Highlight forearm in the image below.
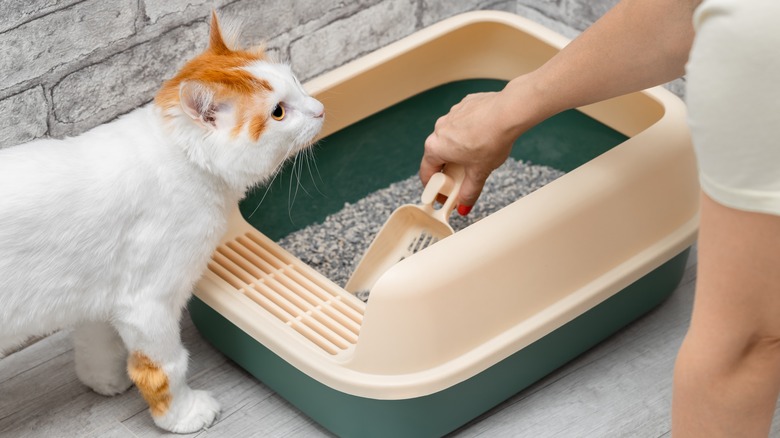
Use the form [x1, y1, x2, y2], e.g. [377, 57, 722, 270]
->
[501, 0, 700, 134]
[422, 0, 701, 208]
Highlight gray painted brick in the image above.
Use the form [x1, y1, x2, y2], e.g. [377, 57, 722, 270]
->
[51, 21, 208, 138]
[142, 0, 235, 26]
[221, 0, 327, 44]
[516, 4, 580, 39]
[0, 87, 47, 148]
[290, 0, 418, 80]
[0, 0, 137, 92]
[422, 0, 516, 27]
[562, 0, 618, 30]
[517, 0, 564, 23]
[664, 78, 686, 99]
[222, 0, 383, 46]
[0, 0, 83, 33]
[144, 0, 211, 24]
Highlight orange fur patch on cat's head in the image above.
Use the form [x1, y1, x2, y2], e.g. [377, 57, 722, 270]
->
[151, 11, 324, 191]
[155, 12, 273, 139]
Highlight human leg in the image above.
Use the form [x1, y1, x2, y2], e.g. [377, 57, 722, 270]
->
[673, 193, 780, 437]
[674, 1, 780, 433]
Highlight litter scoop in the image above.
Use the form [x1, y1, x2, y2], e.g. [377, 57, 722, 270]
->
[345, 163, 466, 297]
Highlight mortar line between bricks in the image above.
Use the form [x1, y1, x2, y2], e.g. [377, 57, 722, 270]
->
[132, 0, 247, 39]
[147, 0, 243, 27]
[291, 0, 386, 39]
[415, 0, 425, 28]
[485, 0, 516, 10]
[43, 84, 54, 138]
[516, 3, 562, 25]
[134, 0, 148, 31]
[288, 0, 423, 81]
[0, 0, 91, 36]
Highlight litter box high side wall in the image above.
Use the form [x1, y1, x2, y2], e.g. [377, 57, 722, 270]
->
[347, 84, 698, 376]
[0, 0, 684, 150]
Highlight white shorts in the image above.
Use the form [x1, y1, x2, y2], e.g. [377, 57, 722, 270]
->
[686, 0, 780, 216]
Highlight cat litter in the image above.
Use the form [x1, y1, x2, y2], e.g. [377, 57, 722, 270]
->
[277, 158, 565, 301]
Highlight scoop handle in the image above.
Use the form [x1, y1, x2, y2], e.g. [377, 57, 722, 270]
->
[420, 163, 466, 223]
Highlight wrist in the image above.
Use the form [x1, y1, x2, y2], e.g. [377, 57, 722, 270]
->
[498, 73, 561, 139]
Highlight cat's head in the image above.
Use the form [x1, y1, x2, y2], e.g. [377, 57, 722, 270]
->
[155, 12, 324, 192]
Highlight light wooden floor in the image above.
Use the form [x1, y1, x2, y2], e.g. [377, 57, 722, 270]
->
[2, 244, 780, 437]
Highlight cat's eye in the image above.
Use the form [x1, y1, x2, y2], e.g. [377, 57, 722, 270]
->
[271, 103, 285, 121]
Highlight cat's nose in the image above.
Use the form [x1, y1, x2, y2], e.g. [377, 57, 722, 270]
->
[310, 100, 324, 119]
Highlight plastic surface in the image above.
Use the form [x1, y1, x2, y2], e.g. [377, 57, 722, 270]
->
[190, 249, 690, 438]
[345, 163, 465, 294]
[191, 10, 699, 402]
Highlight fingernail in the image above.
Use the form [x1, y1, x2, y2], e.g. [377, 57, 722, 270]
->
[457, 204, 472, 216]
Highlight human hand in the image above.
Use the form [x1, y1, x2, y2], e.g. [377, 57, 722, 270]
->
[421, 90, 525, 215]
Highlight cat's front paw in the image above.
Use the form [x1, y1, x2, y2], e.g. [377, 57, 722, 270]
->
[154, 390, 220, 434]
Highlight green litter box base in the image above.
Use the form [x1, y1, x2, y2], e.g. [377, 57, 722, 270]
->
[189, 247, 689, 438]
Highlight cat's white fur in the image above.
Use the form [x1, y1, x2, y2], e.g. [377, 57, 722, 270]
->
[0, 16, 323, 433]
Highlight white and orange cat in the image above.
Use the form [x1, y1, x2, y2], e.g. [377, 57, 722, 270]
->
[0, 13, 323, 433]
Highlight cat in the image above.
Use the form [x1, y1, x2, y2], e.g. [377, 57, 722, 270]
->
[0, 12, 324, 433]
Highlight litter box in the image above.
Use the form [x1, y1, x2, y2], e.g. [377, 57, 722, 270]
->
[189, 10, 698, 437]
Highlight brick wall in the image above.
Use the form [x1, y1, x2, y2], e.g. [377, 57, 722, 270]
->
[0, 0, 682, 149]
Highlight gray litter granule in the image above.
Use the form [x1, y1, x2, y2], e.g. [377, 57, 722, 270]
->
[276, 158, 564, 299]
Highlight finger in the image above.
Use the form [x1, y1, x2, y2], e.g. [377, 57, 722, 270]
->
[433, 114, 447, 131]
[456, 171, 489, 216]
[460, 92, 486, 105]
[420, 134, 446, 186]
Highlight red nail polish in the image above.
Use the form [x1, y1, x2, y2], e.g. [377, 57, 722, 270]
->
[457, 204, 472, 216]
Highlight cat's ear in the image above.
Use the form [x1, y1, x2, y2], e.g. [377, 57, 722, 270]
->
[179, 81, 220, 128]
[209, 11, 234, 55]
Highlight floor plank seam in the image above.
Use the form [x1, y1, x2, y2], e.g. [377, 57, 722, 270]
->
[0, 346, 74, 385]
[119, 404, 150, 424]
[118, 421, 142, 438]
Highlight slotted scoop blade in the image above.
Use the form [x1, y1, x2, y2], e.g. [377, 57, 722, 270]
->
[345, 163, 465, 295]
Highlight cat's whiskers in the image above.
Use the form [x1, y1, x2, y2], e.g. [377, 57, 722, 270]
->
[287, 151, 301, 221]
[292, 149, 317, 199]
[246, 138, 313, 221]
[284, 139, 329, 222]
[245, 173, 277, 219]
[303, 142, 326, 198]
